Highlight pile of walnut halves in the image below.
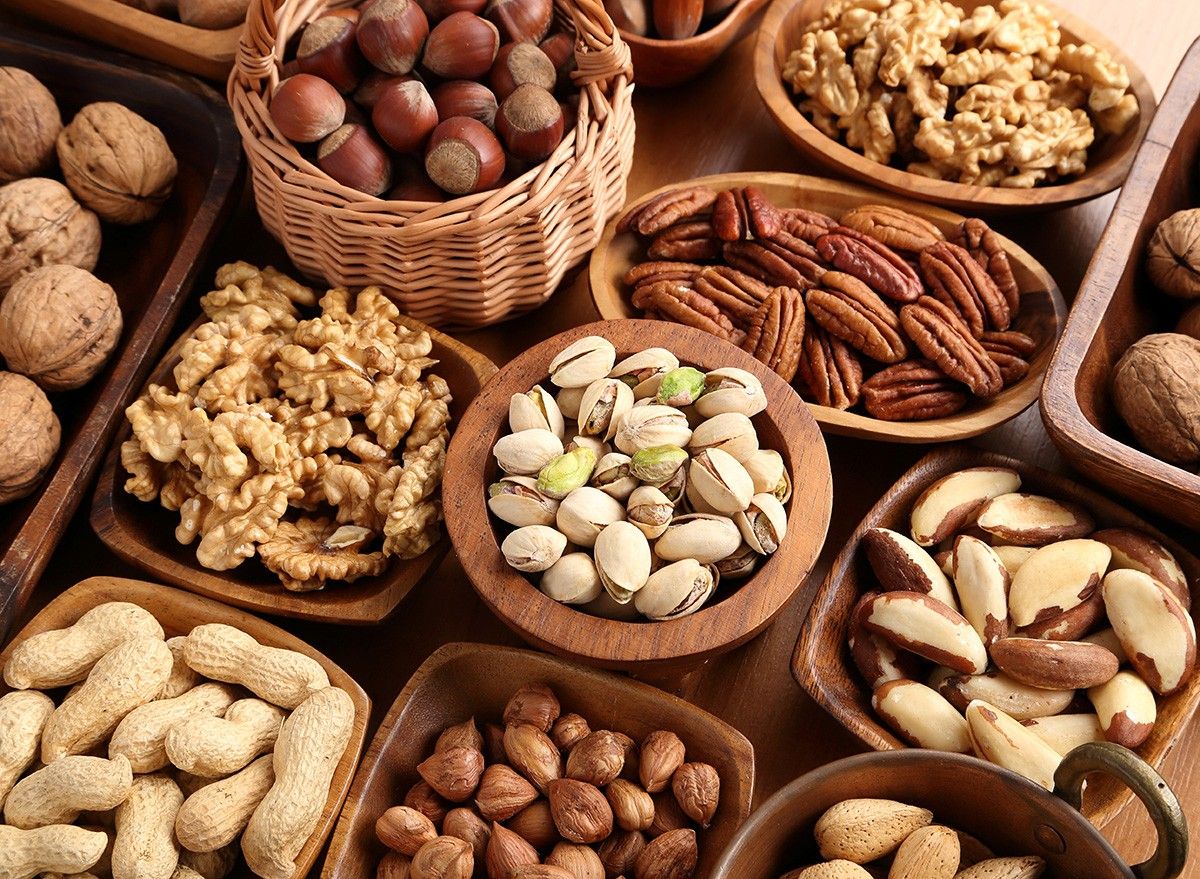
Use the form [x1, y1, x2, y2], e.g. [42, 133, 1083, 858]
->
[621, 184, 1036, 421]
[120, 262, 451, 591]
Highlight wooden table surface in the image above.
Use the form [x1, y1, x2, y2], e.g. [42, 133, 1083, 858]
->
[13, 1, 1200, 875]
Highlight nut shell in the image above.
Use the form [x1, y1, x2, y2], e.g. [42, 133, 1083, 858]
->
[1112, 333, 1200, 466]
[0, 178, 101, 294]
[1146, 208, 1200, 298]
[0, 370, 59, 504]
[0, 67, 62, 182]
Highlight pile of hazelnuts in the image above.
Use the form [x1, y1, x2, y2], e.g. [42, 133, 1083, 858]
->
[270, 0, 576, 199]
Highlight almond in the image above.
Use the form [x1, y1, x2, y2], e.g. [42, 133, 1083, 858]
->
[565, 731, 625, 786]
[545, 842, 605, 879]
[951, 536, 1010, 645]
[504, 724, 561, 793]
[956, 830, 996, 869]
[974, 493, 1094, 546]
[1103, 569, 1197, 695]
[633, 827, 697, 879]
[605, 778, 654, 832]
[417, 747, 485, 802]
[376, 805, 437, 856]
[670, 762, 719, 829]
[909, 467, 1021, 546]
[1019, 713, 1104, 756]
[814, 798, 932, 863]
[796, 863, 872, 878]
[547, 779, 612, 844]
[1007, 539, 1110, 632]
[638, 731, 685, 794]
[989, 637, 1119, 690]
[954, 856, 1046, 879]
[1093, 527, 1191, 609]
[872, 680, 972, 752]
[861, 527, 958, 609]
[861, 591, 988, 674]
[475, 764, 538, 821]
[436, 718, 484, 753]
[938, 671, 1073, 720]
[504, 683, 561, 733]
[889, 824, 959, 879]
[1088, 670, 1157, 748]
[965, 700, 1062, 790]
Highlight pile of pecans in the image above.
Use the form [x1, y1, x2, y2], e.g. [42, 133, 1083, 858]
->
[619, 184, 1037, 421]
[374, 683, 719, 878]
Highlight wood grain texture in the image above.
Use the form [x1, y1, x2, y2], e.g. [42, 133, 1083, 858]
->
[754, 0, 1156, 213]
[0, 576, 371, 879]
[622, 0, 772, 87]
[322, 642, 755, 878]
[589, 171, 1067, 441]
[1042, 37, 1200, 532]
[442, 319, 833, 673]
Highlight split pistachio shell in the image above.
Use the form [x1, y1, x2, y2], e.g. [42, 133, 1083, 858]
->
[744, 449, 791, 503]
[556, 487, 626, 548]
[689, 448, 754, 514]
[635, 559, 715, 620]
[688, 413, 759, 463]
[715, 542, 758, 579]
[591, 452, 638, 501]
[627, 485, 673, 539]
[557, 386, 586, 420]
[656, 367, 706, 407]
[502, 525, 567, 573]
[578, 378, 634, 441]
[614, 405, 693, 453]
[609, 348, 679, 399]
[566, 435, 609, 458]
[657, 461, 688, 505]
[694, 367, 766, 418]
[488, 476, 560, 527]
[736, 493, 788, 554]
[655, 513, 742, 564]
[684, 473, 720, 515]
[537, 448, 597, 500]
[629, 445, 688, 485]
[541, 552, 603, 605]
[550, 336, 617, 388]
[494, 429, 564, 475]
[510, 386, 565, 438]
[593, 521, 652, 603]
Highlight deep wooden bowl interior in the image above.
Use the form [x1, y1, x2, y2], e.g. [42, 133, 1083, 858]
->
[321, 642, 755, 879]
[622, 0, 772, 87]
[588, 172, 1067, 443]
[90, 314, 497, 625]
[1042, 37, 1200, 533]
[753, 0, 1156, 212]
[442, 319, 833, 673]
[792, 445, 1200, 830]
[0, 576, 371, 879]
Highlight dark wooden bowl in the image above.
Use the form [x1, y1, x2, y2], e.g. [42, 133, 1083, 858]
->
[321, 642, 755, 878]
[0, 28, 242, 641]
[90, 314, 497, 625]
[791, 445, 1200, 829]
[753, 0, 1155, 213]
[0, 576, 371, 879]
[710, 747, 1188, 879]
[442, 319, 833, 675]
[1042, 37, 1200, 532]
[588, 172, 1067, 442]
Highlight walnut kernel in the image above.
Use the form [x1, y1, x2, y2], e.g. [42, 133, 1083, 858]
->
[1112, 333, 1200, 467]
[0, 178, 102, 295]
[0, 67, 61, 182]
[0, 370, 60, 504]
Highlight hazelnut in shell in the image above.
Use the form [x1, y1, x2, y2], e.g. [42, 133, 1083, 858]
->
[387, 160, 448, 202]
[490, 42, 557, 101]
[297, 14, 367, 93]
[416, 0, 487, 18]
[423, 12, 500, 80]
[431, 81, 498, 129]
[652, 0, 703, 39]
[425, 117, 505, 196]
[0, 265, 123, 392]
[485, 0, 552, 43]
[496, 84, 564, 163]
[604, 0, 649, 36]
[374, 79, 439, 153]
[357, 0, 431, 75]
[355, 71, 416, 110]
[540, 33, 578, 88]
[270, 74, 347, 144]
[318, 123, 394, 195]
[0, 371, 59, 505]
[178, 0, 250, 29]
[0, 178, 101, 295]
[0, 67, 62, 182]
[56, 102, 178, 225]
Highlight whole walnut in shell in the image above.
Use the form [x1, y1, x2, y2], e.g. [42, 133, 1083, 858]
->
[0, 178, 102, 295]
[1112, 333, 1200, 467]
[56, 102, 178, 225]
[0, 67, 62, 182]
[0, 265, 123, 391]
[1146, 208, 1200, 298]
[0, 370, 60, 504]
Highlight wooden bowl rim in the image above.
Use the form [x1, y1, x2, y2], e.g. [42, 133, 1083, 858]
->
[442, 318, 834, 669]
[752, 0, 1157, 211]
[587, 170, 1068, 442]
[620, 0, 772, 49]
[89, 311, 498, 625]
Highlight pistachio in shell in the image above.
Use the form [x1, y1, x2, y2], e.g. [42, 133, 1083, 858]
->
[549, 336, 617, 388]
[591, 452, 638, 501]
[495, 429, 564, 475]
[488, 476, 560, 527]
[629, 444, 688, 486]
[557, 385, 586, 420]
[657, 461, 689, 506]
[577, 377, 634, 441]
[689, 448, 754, 514]
[510, 385, 565, 438]
[656, 366, 706, 407]
[566, 435, 609, 459]
[626, 485, 673, 540]
[614, 405, 692, 454]
[634, 559, 716, 620]
[684, 474, 720, 516]
[537, 448, 597, 500]
[541, 552, 603, 605]
[736, 492, 788, 554]
[715, 542, 759, 579]
[609, 347, 679, 399]
[655, 514, 742, 564]
[694, 367, 766, 418]
[688, 412, 759, 463]
[593, 520, 652, 603]
[742, 449, 791, 502]
[502, 525, 567, 572]
[556, 486, 626, 548]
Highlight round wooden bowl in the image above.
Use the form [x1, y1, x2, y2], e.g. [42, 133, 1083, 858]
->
[622, 0, 772, 87]
[588, 171, 1067, 442]
[442, 319, 833, 674]
[710, 747, 1187, 879]
[752, 0, 1156, 213]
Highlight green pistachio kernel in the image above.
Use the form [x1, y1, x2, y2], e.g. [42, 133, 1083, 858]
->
[536, 449, 597, 500]
[656, 367, 706, 407]
[629, 444, 688, 485]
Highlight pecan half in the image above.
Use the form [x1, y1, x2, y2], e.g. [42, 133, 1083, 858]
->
[762, 231, 828, 286]
[712, 186, 783, 242]
[625, 261, 704, 304]
[648, 221, 721, 261]
[862, 360, 971, 421]
[797, 323, 863, 410]
[919, 240, 1011, 337]
[807, 271, 908, 364]
[949, 218, 1020, 316]
[780, 207, 838, 243]
[980, 331, 1034, 386]
[723, 241, 810, 290]
[899, 296, 1003, 398]
[744, 286, 805, 381]
[815, 227, 924, 303]
[632, 281, 739, 341]
[839, 204, 945, 253]
[618, 186, 718, 237]
[694, 266, 771, 329]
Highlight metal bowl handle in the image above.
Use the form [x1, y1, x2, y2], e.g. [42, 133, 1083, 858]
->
[1054, 742, 1188, 879]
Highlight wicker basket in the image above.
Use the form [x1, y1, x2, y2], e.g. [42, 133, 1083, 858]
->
[228, 0, 635, 328]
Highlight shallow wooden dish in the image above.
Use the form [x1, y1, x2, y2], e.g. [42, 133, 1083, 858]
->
[791, 445, 1200, 829]
[588, 172, 1067, 442]
[0, 29, 241, 641]
[1042, 37, 1200, 532]
[622, 0, 772, 87]
[0, 575, 371, 879]
[90, 314, 497, 625]
[442, 319, 833, 675]
[321, 642, 756, 878]
[753, 0, 1155, 213]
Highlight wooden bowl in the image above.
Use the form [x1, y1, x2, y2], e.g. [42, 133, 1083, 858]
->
[791, 445, 1200, 829]
[1042, 37, 1200, 533]
[752, 0, 1156, 213]
[90, 314, 497, 625]
[588, 171, 1067, 442]
[442, 319, 833, 674]
[321, 642, 756, 878]
[622, 0, 772, 87]
[0, 575, 371, 879]
[710, 747, 1188, 879]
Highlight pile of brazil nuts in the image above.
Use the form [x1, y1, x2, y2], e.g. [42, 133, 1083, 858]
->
[782, 797, 1046, 879]
[373, 682, 720, 879]
[848, 466, 1197, 789]
[0, 600, 355, 879]
[487, 335, 792, 622]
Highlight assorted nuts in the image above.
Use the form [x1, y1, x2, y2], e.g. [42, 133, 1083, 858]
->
[846, 465, 1197, 789]
[373, 682, 720, 879]
[488, 335, 791, 621]
[603, 0, 739, 40]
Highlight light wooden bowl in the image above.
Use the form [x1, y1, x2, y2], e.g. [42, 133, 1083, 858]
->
[588, 171, 1067, 442]
[752, 0, 1156, 213]
[622, 0, 772, 87]
[90, 314, 497, 626]
[442, 319, 833, 675]
[321, 642, 756, 879]
[0, 576, 371, 879]
[1042, 37, 1200, 532]
[791, 445, 1200, 830]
